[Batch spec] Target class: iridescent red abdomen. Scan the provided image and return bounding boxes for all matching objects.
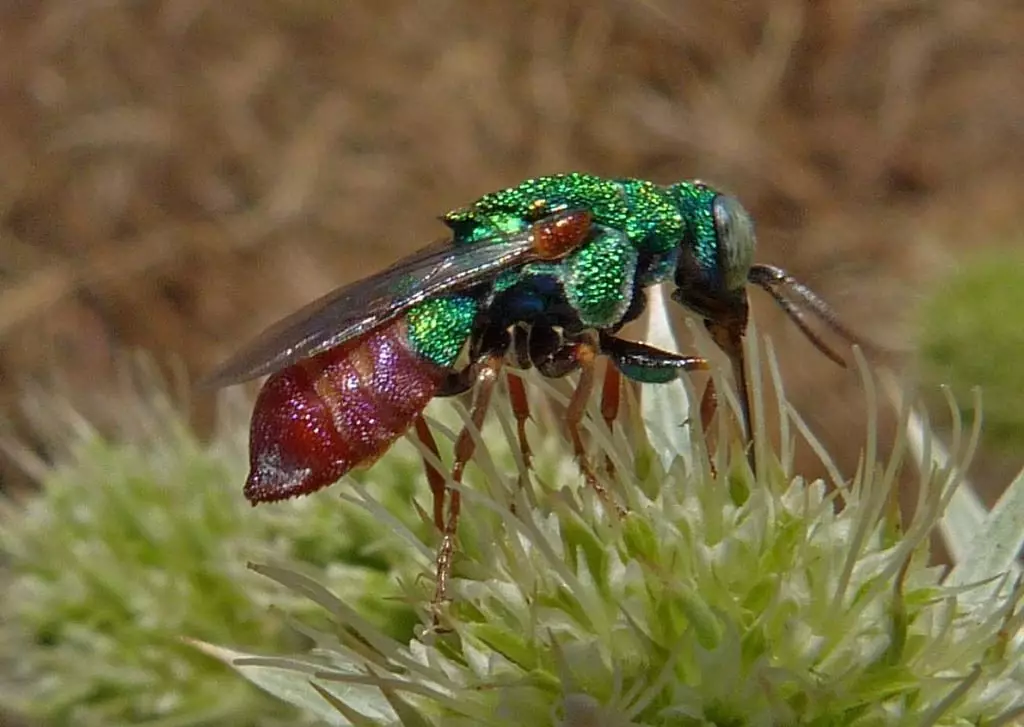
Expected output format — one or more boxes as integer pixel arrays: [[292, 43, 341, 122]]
[[244, 319, 446, 503]]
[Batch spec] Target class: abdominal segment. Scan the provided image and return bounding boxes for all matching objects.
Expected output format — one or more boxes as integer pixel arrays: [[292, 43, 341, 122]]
[[244, 319, 447, 503]]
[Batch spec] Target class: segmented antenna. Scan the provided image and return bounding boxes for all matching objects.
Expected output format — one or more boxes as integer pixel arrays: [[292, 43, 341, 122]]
[[748, 264, 891, 366]]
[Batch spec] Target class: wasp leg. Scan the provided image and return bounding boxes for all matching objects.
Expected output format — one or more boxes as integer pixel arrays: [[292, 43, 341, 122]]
[[432, 354, 504, 616], [598, 333, 718, 473], [699, 377, 718, 432], [698, 378, 720, 478], [599, 363, 621, 477], [503, 324, 535, 514], [413, 415, 447, 531], [598, 333, 710, 380], [412, 364, 477, 533], [531, 335, 621, 513], [506, 373, 532, 469], [699, 375, 722, 470], [505, 371, 532, 516], [508, 325, 535, 467], [510, 322, 533, 369], [564, 343, 626, 514], [437, 367, 474, 397]]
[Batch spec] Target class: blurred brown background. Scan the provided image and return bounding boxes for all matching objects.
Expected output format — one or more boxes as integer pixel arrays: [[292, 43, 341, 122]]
[[1, 0, 1022, 494]]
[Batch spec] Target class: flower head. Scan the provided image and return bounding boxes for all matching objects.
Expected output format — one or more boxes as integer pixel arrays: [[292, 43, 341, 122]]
[[212, 303, 1024, 726]]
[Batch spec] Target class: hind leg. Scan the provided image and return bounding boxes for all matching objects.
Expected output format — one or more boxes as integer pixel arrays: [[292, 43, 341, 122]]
[[431, 354, 504, 617], [412, 414, 447, 531]]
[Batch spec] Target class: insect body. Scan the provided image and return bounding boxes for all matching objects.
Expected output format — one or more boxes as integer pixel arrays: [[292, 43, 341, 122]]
[[208, 207, 594, 504], [242, 314, 452, 503], [207, 172, 876, 612]]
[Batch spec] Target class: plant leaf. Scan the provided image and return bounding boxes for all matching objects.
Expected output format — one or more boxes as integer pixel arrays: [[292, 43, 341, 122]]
[[188, 640, 397, 726], [946, 465, 1024, 595], [883, 375, 986, 564], [883, 375, 1022, 601]]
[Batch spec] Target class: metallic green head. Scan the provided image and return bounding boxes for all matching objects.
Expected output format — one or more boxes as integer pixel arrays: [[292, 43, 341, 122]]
[[662, 180, 880, 470], [665, 182, 756, 330], [664, 181, 758, 446]]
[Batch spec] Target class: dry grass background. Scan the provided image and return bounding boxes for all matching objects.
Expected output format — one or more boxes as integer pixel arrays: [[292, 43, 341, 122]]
[[1, 0, 1022, 497]]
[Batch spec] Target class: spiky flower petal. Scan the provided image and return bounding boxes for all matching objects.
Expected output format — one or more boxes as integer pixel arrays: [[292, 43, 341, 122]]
[[212, 307, 1024, 726]]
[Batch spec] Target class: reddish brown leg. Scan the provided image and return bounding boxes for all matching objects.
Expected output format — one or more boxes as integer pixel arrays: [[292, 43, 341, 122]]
[[432, 355, 504, 615], [565, 344, 625, 516], [699, 377, 720, 477], [413, 414, 447, 531], [600, 363, 622, 476], [505, 371, 534, 516], [506, 372, 532, 469], [700, 376, 718, 433]]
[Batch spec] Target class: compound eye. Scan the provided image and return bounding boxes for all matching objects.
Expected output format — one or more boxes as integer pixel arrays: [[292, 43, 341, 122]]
[[713, 195, 756, 293]]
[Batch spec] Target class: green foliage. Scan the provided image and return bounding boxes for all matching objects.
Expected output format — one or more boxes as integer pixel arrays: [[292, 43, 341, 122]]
[[0, 387, 431, 726], [918, 248, 1024, 452]]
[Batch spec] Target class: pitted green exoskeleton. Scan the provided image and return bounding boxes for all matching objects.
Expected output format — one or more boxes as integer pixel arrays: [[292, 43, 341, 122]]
[[208, 172, 883, 618], [438, 174, 878, 480]]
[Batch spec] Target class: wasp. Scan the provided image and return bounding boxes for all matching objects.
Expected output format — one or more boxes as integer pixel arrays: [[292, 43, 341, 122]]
[[206, 173, 878, 611]]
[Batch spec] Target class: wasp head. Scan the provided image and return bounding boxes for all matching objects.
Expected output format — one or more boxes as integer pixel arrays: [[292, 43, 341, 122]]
[[663, 181, 888, 466], [667, 184, 755, 329], [665, 183, 756, 424]]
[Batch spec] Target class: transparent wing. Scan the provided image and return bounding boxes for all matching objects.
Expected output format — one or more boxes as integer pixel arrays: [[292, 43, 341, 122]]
[[204, 231, 541, 387]]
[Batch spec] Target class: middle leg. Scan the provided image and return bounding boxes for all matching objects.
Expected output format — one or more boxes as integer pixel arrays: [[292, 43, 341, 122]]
[[600, 362, 622, 476], [506, 373, 532, 469], [533, 332, 621, 511]]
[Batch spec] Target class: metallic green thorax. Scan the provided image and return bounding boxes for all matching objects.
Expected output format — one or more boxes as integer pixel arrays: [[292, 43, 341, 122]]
[[404, 173, 729, 365], [563, 230, 638, 327], [405, 296, 477, 367], [443, 173, 684, 259]]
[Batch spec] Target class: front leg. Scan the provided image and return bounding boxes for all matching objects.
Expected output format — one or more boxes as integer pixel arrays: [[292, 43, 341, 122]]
[[598, 332, 709, 383], [597, 334, 712, 474], [600, 332, 714, 425], [599, 333, 721, 471]]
